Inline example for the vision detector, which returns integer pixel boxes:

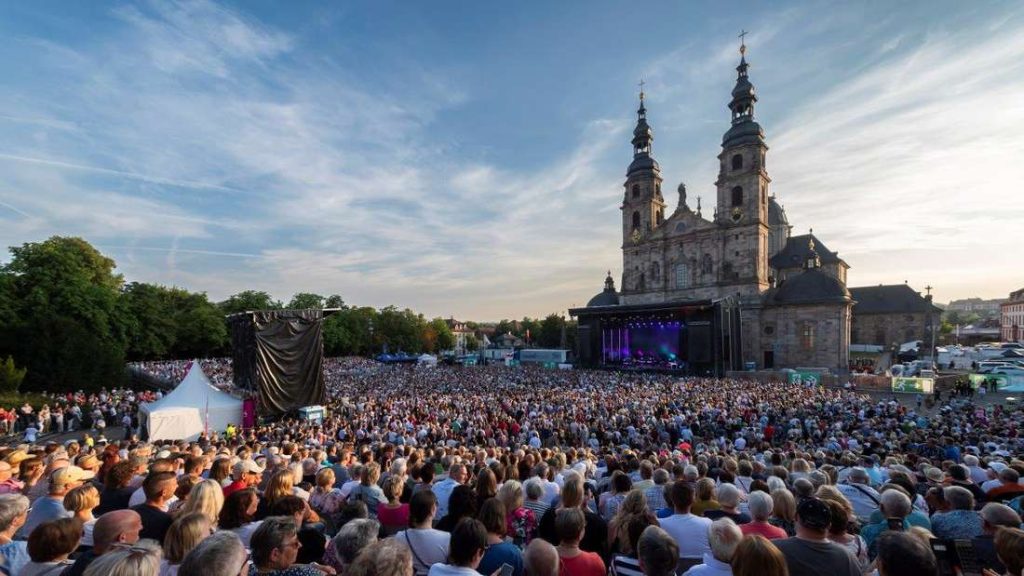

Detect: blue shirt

[18,496,69,539]
[432,479,460,519]
[0,541,29,576]
[931,510,984,540]
[478,541,524,576]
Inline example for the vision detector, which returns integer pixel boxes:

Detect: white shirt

[683,554,734,576]
[398,528,450,576]
[428,565,479,576]
[128,487,177,510]
[659,513,712,559]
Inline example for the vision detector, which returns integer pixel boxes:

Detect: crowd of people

[0,361,1021,575]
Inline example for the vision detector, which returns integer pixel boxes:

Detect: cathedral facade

[575,45,853,373]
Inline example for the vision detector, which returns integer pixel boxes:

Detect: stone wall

[850,311,940,347]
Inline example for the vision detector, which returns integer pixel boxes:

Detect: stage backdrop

[230,310,326,416]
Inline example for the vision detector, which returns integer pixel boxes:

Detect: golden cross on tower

[925,285,933,296]
[638,78,646,100]
[738,29,748,55]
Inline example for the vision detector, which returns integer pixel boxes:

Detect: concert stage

[569,298,743,376]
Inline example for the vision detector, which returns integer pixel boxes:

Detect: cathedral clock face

[731,207,744,223]
[630,228,642,244]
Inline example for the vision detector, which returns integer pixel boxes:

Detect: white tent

[140,362,243,441]
[417,354,438,366]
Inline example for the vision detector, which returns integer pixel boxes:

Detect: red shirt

[740,521,787,539]
[222,480,247,498]
[559,551,605,576]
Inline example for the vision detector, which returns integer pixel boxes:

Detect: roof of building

[768,196,789,226]
[769,233,843,269]
[721,120,764,148]
[627,153,660,176]
[587,272,621,307]
[769,268,851,305]
[848,284,943,314]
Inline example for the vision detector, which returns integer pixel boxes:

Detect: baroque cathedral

[572,43,853,373]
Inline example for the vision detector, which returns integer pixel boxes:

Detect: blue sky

[0,1,1021,320]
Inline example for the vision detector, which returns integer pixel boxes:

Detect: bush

[0,356,26,393]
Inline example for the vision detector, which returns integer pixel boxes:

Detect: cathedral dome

[627,154,660,176]
[587,272,620,307]
[722,120,764,148]
[768,197,789,226]
[772,269,851,305]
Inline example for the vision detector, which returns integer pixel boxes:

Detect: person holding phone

[477,499,524,576]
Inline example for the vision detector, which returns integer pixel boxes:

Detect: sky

[0,1,1021,321]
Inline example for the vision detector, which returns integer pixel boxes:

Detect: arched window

[731,186,743,207]
[701,254,713,275]
[731,154,743,170]
[675,263,689,289]
[632,185,640,198]
[632,211,641,229]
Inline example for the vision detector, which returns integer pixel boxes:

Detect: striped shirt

[611,554,644,576]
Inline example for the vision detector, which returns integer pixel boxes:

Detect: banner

[891,377,934,394]
[789,370,823,386]
[970,373,1024,392]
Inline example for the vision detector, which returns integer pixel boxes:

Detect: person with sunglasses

[250,516,335,575]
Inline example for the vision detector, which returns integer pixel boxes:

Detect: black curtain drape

[230,310,325,416]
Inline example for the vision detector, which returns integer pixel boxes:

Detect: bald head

[92,509,143,553]
[523,538,559,576]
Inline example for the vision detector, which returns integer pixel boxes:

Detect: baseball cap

[796,498,832,530]
[232,460,264,476]
[51,465,95,486]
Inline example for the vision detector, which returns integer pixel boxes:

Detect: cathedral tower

[621,89,665,249]
[715,41,770,293]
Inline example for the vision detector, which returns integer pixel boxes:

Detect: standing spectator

[691,479,720,518]
[478,499,525,576]
[537,473,607,561]
[873,531,938,576]
[250,516,336,575]
[861,490,913,557]
[63,509,143,576]
[729,535,788,576]
[931,486,983,540]
[176,479,224,527]
[554,508,605,576]
[219,488,263,547]
[774,498,860,576]
[95,461,136,516]
[177,531,248,576]
[432,463,466,520]
[644,469,670,514]
[160,512,212,576]
[704,484,751,525]
[610,514,656,576]
[348,463,386,521]
[436,485,477,533]
[824,500,868,571]
[682,518,742,576]
[973,503,1023,573]
[322,519,379,574]
[0,494,30,575]
[427,518,489,576]
[309,468,344,520]
[522,479,550,521]
[20,517,82,576]
[740,491,786,540]
[768,489,797,537]
[222,460,263,499]
[377,475,410,536]
[64,483,101,547]
[131,471,177,544]
[636,526,679,576]
[523,539,559,576]
[498,479,536,548]
[396,491,450,576]
[659,481,712,573]
[21,466,90,537]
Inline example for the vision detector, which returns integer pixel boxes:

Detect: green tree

[219,290,282,315]
[494,319,516,337]
[120,282,177,359]
[324,294,345,309]
[465,334,480,352]
[538,313,565,348]
[288,292,325,310]
[0,236,127,391]
[521,317,542,345]
[170,289,227,358]
[0,356,26,393]
[324,306,378,356]
[428,318,455,352]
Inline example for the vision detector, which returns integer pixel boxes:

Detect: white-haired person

[682,518,742,576]
[739,491,786,540]
[83,539,162,576]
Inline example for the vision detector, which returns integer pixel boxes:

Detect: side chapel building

[572,43,853,372]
